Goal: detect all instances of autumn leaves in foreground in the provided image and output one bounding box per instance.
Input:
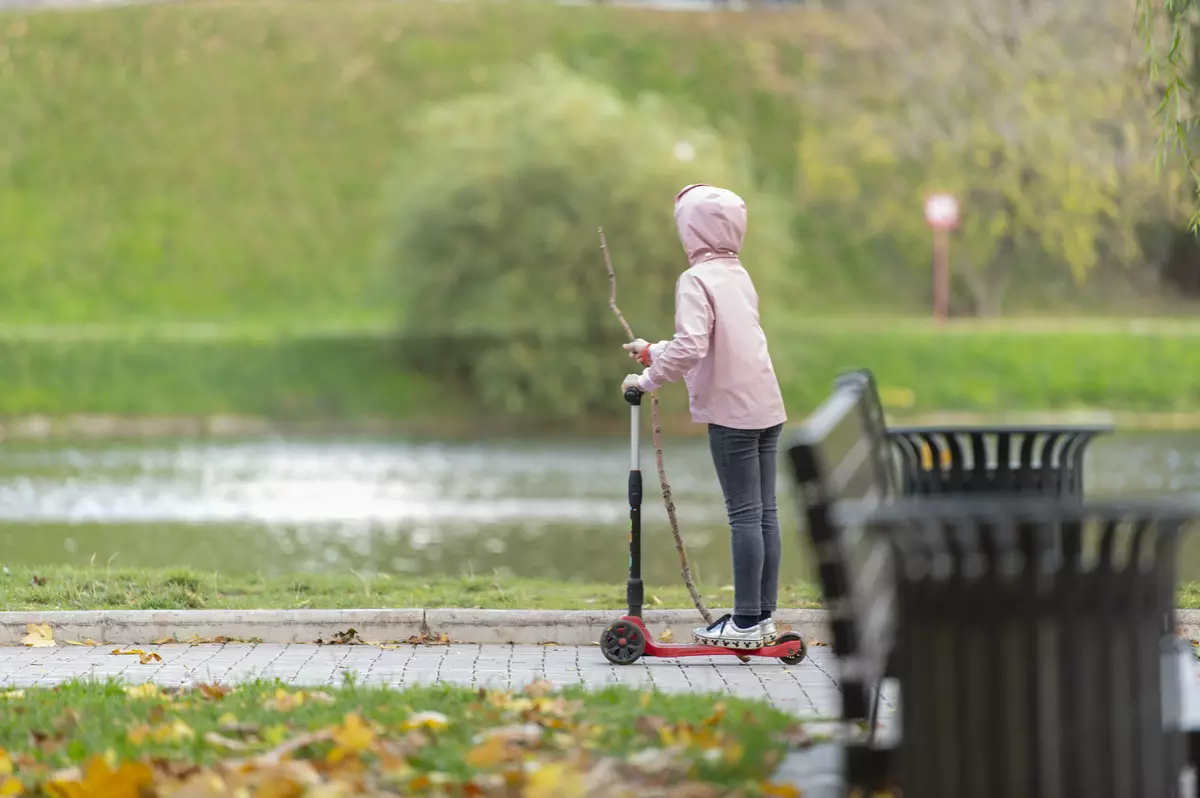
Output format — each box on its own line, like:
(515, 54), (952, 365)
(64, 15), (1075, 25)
(0, 677), (807, 797)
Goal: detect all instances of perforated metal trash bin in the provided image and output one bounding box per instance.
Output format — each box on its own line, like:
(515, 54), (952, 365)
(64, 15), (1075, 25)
(887, 425), (1112, 498)
(868, 497), (1193, 798)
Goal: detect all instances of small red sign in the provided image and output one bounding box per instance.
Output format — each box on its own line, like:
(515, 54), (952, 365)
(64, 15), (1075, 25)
(924, 194), (959, 230)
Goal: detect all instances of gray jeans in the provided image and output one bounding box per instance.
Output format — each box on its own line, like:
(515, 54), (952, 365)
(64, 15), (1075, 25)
(707, 422), (784, 617)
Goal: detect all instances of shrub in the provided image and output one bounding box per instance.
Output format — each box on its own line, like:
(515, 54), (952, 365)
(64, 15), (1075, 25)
(383, 55), (796, 419)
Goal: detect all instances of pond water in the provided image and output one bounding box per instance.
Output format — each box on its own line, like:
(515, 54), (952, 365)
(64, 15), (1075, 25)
(3, 431), (1200, 583)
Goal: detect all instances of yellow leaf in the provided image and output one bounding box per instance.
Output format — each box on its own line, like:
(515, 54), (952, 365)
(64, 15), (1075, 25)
(0, 692), (22, 701)
(0, 749), (11, 776)
(138, 651), (162, 665)
(45, 756), (153, 798)
(125, 725), (150, 747)
(523, 762), (585, 798)
(21, 624), (55, 648)
(328, 712), (376, 762)
(0, 776), (21, 797)
(265, 688), (305, 712)
(659, 629), (674, 643)
(759, 782), (802, 798)
(152, 720), (195, 744)
(465, 735), (510, 768)
(123, 684), (160, 700)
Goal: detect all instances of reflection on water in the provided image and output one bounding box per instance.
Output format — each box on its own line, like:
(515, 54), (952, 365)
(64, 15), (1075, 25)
(2, 431), (1200, 583)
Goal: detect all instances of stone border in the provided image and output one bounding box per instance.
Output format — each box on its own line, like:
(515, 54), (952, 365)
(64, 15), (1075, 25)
(2, 608), (1199, 646)
(0, 608), (830, 646)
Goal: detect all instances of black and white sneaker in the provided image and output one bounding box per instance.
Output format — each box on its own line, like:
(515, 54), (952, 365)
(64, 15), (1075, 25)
(692, 614), (765, 649)
(760, 618), (778, 643)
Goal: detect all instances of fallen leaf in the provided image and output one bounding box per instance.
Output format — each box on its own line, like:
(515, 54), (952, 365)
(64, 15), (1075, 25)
(152, 637), (176, 645)
(202, 731), (251, 751)
(759, 782), (802, 798)
(21, 623), (55, 648)
(402, 711), (449, 732)
(110, 648), (162, 664)
(45, 756), (153, 798)
(196, 683), (231, 701)
(63, 639), (100, 647)
(0, 777), (21, 798)
(635, 716), (669, 737)
(524, 762), (586, 798)
(523, 680), (554, 698)
(28, 575), (46, 587)
(0, 692), (23, 701)
(328, 712), (376, 762)
(651, 595), (663, 605)
(123, 684), (160, 700)
(659, 629), (674, 643)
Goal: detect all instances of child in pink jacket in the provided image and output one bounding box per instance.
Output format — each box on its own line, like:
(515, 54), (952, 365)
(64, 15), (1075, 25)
(621, 183), (788, 650)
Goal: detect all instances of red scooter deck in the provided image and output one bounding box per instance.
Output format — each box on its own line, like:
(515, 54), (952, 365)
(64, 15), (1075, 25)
(602, 616), (807, 665)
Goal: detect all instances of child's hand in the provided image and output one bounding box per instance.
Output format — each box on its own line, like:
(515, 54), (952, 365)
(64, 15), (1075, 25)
(623, 339), (651, 366)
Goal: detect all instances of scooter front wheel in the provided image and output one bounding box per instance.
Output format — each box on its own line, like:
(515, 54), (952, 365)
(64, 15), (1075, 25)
(775, 632), (808, 666)
(600, 620), (646, 665)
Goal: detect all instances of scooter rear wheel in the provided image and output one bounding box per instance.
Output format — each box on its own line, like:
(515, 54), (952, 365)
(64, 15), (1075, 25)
(600, 620), (646, 665)
(775, 632), (808, 666)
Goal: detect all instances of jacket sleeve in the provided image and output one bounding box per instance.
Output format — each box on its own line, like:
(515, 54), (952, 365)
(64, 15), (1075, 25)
(637, 273), (713, 393)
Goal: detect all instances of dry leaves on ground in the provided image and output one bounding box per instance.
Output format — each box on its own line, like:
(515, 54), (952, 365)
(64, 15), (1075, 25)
(0, 678), (806, 798)
(111, 649), (163, 664)
(20, 624), (55, 649)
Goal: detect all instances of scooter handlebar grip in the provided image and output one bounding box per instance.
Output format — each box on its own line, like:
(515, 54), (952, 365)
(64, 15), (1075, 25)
(624, 388), (643, 406)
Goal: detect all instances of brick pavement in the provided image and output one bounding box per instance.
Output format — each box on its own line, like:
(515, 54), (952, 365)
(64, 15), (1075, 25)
(0, 642), (894, 723)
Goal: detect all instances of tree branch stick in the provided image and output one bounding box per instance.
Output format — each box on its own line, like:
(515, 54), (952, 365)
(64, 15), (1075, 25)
(600, 228), (747, 660)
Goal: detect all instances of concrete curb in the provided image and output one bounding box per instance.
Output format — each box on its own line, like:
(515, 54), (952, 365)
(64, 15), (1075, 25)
(2, 608), (1198, 646)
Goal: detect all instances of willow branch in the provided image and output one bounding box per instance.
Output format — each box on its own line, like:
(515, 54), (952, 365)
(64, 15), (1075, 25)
(598, 228), (733, 647)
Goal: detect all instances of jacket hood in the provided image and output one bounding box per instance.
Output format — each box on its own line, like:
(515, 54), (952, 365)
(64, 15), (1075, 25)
(673, 184), (747, 265)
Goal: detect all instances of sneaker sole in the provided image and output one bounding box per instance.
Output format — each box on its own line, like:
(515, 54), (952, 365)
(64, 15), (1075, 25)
(691, 635), (765, 650)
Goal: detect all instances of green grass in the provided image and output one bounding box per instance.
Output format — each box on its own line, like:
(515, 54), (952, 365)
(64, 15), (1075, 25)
(2, 322), (1200, 425)
(0, 0), (824, 326)
(10, 565), (1200, 610)
(0, 566), (825, 612)
(0, 680), (801, 795)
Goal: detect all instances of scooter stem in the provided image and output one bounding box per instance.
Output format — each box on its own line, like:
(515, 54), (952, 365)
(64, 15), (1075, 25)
(624, 388), (644, 618)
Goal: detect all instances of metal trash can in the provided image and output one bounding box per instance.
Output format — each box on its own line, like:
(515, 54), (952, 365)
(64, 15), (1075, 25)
(887, 425), (1112, 498)
(869, 496), (1192, 798)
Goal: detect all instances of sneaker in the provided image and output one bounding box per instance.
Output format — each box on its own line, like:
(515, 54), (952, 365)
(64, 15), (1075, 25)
(760, 618), (778, 643)
(692, 614), (765, 650)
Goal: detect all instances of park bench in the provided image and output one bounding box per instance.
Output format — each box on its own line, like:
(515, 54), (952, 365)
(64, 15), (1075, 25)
(788, 370), (1200, 796)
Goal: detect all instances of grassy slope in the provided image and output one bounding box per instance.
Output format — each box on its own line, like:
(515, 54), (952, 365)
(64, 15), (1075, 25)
(0, 0), (824, 325)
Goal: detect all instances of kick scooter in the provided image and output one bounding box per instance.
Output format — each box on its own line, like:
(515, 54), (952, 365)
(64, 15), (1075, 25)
(598, 388), (807, 666)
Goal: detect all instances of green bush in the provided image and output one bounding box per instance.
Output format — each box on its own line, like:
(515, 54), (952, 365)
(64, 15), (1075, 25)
(384, 56), (796, 419)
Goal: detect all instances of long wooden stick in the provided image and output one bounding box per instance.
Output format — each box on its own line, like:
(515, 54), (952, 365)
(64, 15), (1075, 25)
(600, 228), (748, 660)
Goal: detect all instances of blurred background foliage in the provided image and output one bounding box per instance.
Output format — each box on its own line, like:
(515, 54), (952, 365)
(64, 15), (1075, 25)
(0, 0), (1198, 421)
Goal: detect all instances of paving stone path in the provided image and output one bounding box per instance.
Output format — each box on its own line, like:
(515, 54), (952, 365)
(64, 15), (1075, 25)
(0, 642), (878, 719)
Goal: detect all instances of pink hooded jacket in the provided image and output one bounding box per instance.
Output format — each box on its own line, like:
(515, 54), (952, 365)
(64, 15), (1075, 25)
(635, 184), (787, 430)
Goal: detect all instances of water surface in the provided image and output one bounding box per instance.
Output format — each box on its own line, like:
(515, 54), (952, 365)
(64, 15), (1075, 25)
(2, 431), (1200, 584)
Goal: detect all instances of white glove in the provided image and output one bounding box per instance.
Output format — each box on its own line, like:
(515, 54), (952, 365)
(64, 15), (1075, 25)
(622, 338), (650, 364)
(621, 374), (643, 395)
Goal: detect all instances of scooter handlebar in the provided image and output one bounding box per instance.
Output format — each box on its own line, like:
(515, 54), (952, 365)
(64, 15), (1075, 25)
(624, 388), (643, 406)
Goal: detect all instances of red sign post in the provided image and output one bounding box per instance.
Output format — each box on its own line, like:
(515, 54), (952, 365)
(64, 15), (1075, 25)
(924, 193), (958, 323)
